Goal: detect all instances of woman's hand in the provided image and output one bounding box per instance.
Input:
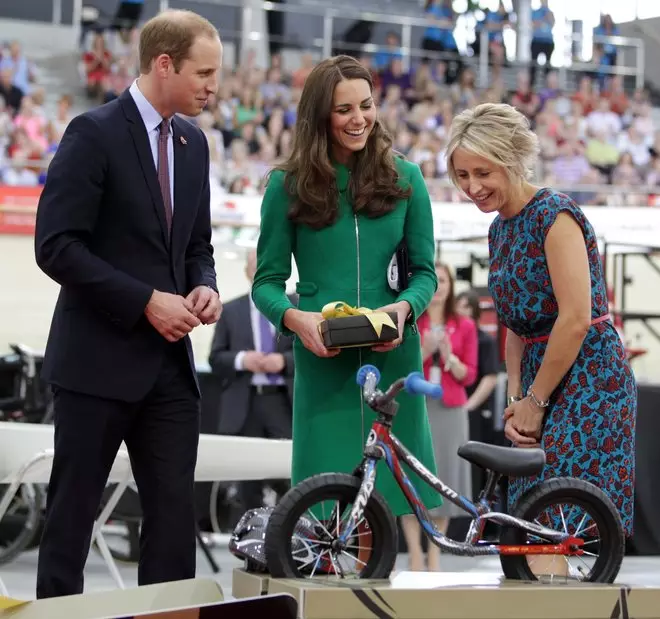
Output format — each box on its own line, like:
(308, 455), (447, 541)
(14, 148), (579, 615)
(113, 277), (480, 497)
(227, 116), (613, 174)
(283, 309), (341, 358)
(421, 328), (439, 359)
(371, 301), (411, 353)
(438, 333), (452, 363)
(503, 397), (545, 448)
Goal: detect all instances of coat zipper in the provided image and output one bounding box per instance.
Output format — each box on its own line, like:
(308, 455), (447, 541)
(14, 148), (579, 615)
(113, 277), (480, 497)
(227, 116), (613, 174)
(355, 212), (365, 443)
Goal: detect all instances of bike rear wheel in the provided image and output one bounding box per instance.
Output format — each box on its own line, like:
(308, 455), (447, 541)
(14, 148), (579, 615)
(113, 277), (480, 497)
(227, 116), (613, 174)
(265, 473), (398, 579)
(0, 483), (43, 566)
(499, 477), (625, 583)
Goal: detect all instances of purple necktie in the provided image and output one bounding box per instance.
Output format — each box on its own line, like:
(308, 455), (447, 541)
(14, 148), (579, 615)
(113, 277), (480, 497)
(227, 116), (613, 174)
(158, 118), (173, 235)
(259, 313), (278, 383)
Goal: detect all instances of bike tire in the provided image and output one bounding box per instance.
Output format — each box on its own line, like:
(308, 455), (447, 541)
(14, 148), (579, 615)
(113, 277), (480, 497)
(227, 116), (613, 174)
(265, 473), (398, 579)
(0, 483), (43, 566)
(499, 477), (625, 583)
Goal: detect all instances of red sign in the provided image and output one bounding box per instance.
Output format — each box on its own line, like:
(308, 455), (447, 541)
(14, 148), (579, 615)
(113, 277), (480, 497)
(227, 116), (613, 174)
(0, 185), (40, 235)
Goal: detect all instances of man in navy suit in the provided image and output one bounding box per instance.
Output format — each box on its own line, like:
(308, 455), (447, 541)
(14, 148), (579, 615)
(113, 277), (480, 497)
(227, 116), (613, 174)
(34, 9), (223, 598)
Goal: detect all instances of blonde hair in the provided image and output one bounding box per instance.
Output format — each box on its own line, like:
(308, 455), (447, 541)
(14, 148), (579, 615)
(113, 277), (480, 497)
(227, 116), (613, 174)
(445, 103), (540, 186)
(139, 9), (219, 73)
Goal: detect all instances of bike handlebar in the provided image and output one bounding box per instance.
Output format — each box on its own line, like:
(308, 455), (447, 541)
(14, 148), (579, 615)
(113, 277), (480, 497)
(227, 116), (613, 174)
(356, 365), (443, 412)
(403, 372), (443, 398)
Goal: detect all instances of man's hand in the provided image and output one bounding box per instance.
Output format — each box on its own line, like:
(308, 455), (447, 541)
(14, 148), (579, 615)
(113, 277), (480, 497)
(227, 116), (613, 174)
(186, 285), (222, 325)
(262, 353), (286, 374)
(145, 290), (200, 342)
(242, 351), (267, 373)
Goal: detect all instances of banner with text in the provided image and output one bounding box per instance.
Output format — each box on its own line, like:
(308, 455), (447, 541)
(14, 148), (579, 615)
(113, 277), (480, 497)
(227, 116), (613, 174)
(3, 185), (660, 253)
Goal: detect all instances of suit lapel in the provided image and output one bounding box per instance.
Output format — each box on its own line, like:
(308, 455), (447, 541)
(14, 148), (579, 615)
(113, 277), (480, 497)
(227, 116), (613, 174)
(120, 91), (170, 247)
(170, 116), (189, 260)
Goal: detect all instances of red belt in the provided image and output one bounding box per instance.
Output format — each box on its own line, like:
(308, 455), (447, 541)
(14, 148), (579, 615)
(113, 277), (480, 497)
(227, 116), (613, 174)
(520, 314), (611, 345)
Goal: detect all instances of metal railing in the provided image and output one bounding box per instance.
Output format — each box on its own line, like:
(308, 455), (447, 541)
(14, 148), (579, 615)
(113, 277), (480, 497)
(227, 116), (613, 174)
(40, 0), (645, 91)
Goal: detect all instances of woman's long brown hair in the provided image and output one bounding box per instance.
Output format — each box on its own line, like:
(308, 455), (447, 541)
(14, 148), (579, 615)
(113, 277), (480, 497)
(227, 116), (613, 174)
(269, 55), (411, 229)
(436, 261), (457, 320)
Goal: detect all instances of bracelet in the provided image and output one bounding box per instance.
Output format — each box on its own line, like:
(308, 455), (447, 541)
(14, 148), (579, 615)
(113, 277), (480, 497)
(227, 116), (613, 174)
(507, 395), (521, 407)
(527, 387), (549, 409)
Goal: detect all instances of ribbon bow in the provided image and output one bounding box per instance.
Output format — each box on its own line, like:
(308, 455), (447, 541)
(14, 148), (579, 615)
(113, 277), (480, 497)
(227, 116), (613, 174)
(321, 301), (397, 338)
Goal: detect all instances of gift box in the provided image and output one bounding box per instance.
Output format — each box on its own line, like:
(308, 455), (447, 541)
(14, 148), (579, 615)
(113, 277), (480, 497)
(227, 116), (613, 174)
(319, 311), (399, 349)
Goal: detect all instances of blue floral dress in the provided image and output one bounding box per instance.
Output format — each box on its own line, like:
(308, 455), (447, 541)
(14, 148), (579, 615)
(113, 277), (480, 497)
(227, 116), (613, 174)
(488, 188), (636, 537)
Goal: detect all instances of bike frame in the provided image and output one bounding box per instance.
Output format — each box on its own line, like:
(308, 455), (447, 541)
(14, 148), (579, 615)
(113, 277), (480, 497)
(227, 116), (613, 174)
(339, 419), (584, 557)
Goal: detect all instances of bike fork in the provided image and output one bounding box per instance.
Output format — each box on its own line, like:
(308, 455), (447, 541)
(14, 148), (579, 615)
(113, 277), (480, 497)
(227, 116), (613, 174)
(337, 458), (378, 544)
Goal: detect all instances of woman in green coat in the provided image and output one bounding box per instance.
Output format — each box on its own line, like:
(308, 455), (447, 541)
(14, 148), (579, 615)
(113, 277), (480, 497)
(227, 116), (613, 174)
(251, 55), (443, 522)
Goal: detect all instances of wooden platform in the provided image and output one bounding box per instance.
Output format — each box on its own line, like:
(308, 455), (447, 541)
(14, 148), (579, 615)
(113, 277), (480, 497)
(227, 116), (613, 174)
(232, 567), (660, 619)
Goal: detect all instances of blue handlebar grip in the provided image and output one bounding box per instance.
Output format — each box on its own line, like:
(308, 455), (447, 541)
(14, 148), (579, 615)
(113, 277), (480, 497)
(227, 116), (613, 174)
(356, 364), (381, 386)
(404, 372), (443, 399)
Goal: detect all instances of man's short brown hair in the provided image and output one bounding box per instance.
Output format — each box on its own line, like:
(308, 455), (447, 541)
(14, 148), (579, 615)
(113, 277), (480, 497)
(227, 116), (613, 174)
(139, 9), (219, 73)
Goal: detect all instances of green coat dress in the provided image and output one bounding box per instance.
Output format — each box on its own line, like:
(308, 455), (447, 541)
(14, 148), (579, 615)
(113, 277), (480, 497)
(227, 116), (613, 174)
(251, 157), (443, 516)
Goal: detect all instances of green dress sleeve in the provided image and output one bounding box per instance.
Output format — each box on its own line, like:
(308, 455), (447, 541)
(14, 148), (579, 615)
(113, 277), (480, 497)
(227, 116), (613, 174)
(251, 170), (297, 334)
(395, 162), (438, 321)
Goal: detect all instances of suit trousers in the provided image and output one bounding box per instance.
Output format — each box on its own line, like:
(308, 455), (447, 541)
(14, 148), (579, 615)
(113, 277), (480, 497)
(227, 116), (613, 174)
(239, 387), (292, 511)
(36, 340), (200, 598)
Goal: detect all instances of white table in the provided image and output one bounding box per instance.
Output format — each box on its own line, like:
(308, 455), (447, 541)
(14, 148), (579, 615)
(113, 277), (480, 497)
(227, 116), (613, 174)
(0, 422), (292, 593)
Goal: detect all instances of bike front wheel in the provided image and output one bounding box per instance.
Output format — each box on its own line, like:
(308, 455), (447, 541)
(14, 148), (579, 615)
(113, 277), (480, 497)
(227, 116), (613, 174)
(499, 477), (625, 583)
(265, 473), (398, 579)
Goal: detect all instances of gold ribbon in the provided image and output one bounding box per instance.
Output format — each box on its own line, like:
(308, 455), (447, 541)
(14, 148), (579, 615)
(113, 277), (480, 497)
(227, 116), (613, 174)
(321, 301), (397, 338)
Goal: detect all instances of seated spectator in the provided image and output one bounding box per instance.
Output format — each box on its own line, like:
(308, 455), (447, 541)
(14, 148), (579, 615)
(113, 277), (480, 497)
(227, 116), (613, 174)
(222, 138), (262, 194)
(103, 56), (135, 103)
(550, 139), (590, 186)
(562, 99), (588, 140)
(83, 32), (113, 101)
(631, 100), (655, 141)
(586, 97), (622, 142)
(568, 165), (609, 206)
(602, 75), (629, 116)
(535, 98), (562, 139)
(4, 126), (41, 186)
(234, 87), (264, 132)
(645, 156), (660, 187)
(13, 96), (48, 154)
(616, 126), (651, 169)
(259, 67), (290, 114)
(0, 68), (22, 115)
(291, 52), (314, 89)
(611, 152), (642, 186)
(380, 58), (416, 106)
(380, 84), (409, 119)
(510, 70), (541, 120)
(572, 75), (596, 116)
(450, 66), (477, 109)
(197, 110), (225, 178)
(0, 41), (35, 96)
(585, 129), (620, 177)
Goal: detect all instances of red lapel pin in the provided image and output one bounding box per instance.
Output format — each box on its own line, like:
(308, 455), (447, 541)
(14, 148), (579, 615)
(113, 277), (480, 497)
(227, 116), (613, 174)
(180, 136), (187, 145)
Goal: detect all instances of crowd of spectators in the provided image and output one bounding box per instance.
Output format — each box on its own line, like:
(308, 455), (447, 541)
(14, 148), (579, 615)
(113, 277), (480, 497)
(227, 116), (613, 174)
(199, 51), (658, 208)
(1, 17), (658, 209)
(0, 29), (138, 188)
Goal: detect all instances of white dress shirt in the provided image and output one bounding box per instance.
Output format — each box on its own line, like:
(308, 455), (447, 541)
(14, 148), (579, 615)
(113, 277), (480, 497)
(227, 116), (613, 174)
(129, 79), (175, 211)
(234, 297), (285, 386)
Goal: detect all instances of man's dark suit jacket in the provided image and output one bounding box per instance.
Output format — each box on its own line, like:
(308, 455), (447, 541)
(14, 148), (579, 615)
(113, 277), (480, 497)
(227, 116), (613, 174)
(35, 89), (217, 402)
(208, 293), (295, 435)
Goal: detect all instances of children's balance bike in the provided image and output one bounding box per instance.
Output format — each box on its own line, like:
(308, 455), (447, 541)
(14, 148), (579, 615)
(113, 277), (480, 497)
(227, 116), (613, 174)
(264, 365), (625, 582)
